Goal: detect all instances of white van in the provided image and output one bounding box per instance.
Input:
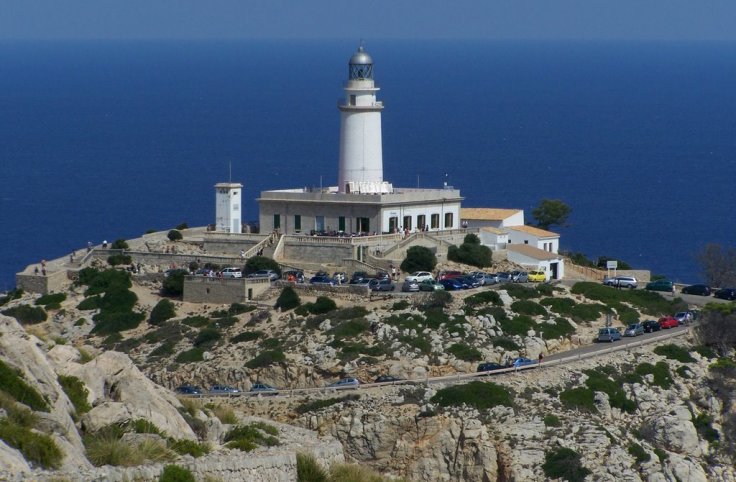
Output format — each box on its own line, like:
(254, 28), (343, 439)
(220, 267), (243, 278)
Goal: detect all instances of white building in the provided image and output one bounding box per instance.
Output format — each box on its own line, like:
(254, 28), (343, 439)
(215, 182), (243, 233)
(507, 244), (565, 280)
(478, 227), (509, 250)
(460, 208), (525, 229)
(506, 225), (560, 253)
(258, 45), (462, 234)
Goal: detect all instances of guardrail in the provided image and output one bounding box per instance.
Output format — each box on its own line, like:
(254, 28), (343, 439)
(178, 327), (692, 400)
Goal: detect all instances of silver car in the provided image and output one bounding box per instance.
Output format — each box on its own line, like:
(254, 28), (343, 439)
(623, 323), (644, 337)
(603, 276), (638, 289)
(401, 280), (420, 292)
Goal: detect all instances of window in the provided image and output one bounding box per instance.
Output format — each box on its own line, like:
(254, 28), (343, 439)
(417, 215), (426, 230)
(350, 94), (356, 106)
(431, 214), (439, 229)
(338, 216), (345, 232)
(273, 214), (280, 230)
(444, 213), (454, 229)
(294, 215), (301, 231)
(403, 216), (412, 231)
(315, 216), (325, 232)
(524, 240), (529, 245)
(357, 217), (370, 233)
(388, 216), (398, 233)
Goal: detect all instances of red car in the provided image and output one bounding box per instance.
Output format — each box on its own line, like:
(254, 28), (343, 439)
(438, 270), (463, 280)
(658, 316), (679, 329)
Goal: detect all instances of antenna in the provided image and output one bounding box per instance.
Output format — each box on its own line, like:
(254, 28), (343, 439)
(417, 174), (419, 188)
(229, 161), (232, 182)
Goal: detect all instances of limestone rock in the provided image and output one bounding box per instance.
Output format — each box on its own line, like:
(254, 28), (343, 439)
(651, 406), (701, 456)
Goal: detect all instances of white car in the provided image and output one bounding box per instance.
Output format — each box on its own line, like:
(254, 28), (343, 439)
(404, 271), (434, 283)
(219, 267), (243, 278)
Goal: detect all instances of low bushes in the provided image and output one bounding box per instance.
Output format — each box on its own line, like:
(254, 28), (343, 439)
(448, 343), (482, 362)
(630, 362), (674, 389)
(499, 315), (535, 337)
(90, 311), (145, 336)
(510, 300), (547, 316)
(162, 269), (188, 296)
(245, 350), (285, 369)
(328, 319), (370, 339)
(296, 394), (360, 415)
(296, 296), (337, 316)
(654, 344), (695, 363)
(431, 381), (513, 410)
(160, 465), (195, 482)
(167, 230), (182, 241)
(224, 422), (279, 452)
(35, 293), (66, 309)
(149, 299), (177, 325)
(491, 336), (520, 351)
(107, 254), (132, 266)
(181, 315), (209, 328)
(0, 419), (62, 469)
(58, 375), (91, 417)
(231, 331), (263, 343)
(628, 442), (651, 464)
(2, 304), (48, 325)
(464, 291), (502, 307)
(275, 286), (301, 311)
(571, 281), (687, 317)
(560, 387), (596, 412)
(175, 348), (204, 363)
(542, 448), (591, 482)
(193, 328), (221, 347)
(561, 367), (637, 413)
(447, 237), (492, 268)
(0, 360), (49, 412)
(168, 439), (210, 458)
(543, 414), (561, 427)
(540, 318), (576, 339)
(297, 453), (329, 482)
(501, 284), (538, 300)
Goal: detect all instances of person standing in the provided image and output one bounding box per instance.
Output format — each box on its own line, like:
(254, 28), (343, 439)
(538, 352), (544, 366)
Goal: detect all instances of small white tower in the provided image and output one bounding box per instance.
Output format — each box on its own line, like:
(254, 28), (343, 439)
(214, 182), (243, 233)
(337, 45), (392, 194)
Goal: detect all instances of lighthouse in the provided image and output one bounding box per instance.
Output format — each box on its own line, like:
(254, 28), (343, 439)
(337, 45), (392, 194)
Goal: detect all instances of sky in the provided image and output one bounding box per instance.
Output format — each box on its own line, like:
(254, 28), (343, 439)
(3, 0), (735, 41)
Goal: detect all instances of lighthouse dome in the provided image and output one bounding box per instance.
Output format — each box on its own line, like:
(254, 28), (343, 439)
(349, 46), (373, 65)
(348, 45), (374, 80)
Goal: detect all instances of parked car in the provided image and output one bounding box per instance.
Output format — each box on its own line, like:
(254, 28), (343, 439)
(597, 327), (622, 342)
(248, 269), (279, 280)
(332, 272), (347, 284)
(375, 271), (391, 281)
(681, 284), (711, 296)
(642, 319), (661, 333)
(459, 276), (481, 289)
(349, 271), (370, 284)
(209, 384), (241, 395)
(623, 323), (644, 337)
(328, 377), (360, 389)
(374, 375), (404, 383)
(419, 279), (445, 291)
(249, 383), (279, 394)
(401, 280), (420, 292)
(283, 270), (305, 283)
(511, 271), (529, 283)
(641, 320), (662, 333)
(438, 270), (463, 280)
(175, 385), (203, 395)
(528, 271), (547, 282)
(477, 362), (508, 374)
(658, 316), (679, 329)
(309, 275), (335, 286)
(220, 267), (243, 278)
(603, 276), (638, 289)
(369, 278), (395, 292)
(714, 288), (736, 300)
(482, 273), (500, 285)
(439, 278), (464, 291)
(645, 279), (674, 292)
(496, 272), (513, 283)
(673, 312), (693, 324)
(404, 271), (434, 283)
(511, 357), (537, 368)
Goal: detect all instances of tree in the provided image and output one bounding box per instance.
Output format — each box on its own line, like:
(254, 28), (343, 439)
(400, 246), (437, 273)
(532, 199), (571, 230)
(696, 303), (736, 356)
(111, 239), (129, 250)
(167, 229), (183, 241)
(464, 233), (480, 245)
(162, 269), (188, 296)
(448, 242), (492, 268)
(697, 243), (736, 288)
(244, 256), (281, 276)
(275, 286), (300, 311)
(149, 299), (176, 325)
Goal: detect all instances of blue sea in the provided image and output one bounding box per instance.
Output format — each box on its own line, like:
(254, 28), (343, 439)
(1, 39), (735, 290)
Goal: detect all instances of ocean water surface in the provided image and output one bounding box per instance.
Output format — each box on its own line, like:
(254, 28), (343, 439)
(1, 39), (735, 290)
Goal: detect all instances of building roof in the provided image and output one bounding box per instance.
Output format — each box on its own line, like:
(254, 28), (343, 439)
(507, 224), (559, 238)
(460, 208), (522, 221)
(480, 226), (508, 235)
(507, 244), (561, 261)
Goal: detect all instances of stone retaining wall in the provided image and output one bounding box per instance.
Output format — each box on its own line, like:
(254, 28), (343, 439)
(183, 277), (271, 304)
(15, 270), (71, 295)
(283, 241), (354, 264)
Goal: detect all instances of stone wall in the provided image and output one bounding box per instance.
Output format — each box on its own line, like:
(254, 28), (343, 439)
(183, 277), (271, 304)
(203, 236), (266, 255)
(283, 241), (354, 264)
(90, 250), (244, 270)
(15, 270), (71, 295)
(273, 281), (370, 300)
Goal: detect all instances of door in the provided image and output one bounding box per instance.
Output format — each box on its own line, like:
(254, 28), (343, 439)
(338, 216), (345, 232)
(550, 262), (558, 280)
(315, 216), (325, 232)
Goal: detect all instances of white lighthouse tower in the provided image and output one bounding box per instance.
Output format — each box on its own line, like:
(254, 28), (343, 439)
(214, 182), (243, 233)
(337, 45), (393, 194)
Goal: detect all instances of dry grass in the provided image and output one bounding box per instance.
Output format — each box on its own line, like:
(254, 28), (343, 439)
(25, 324), (49, 341)
(85, 434), (175, 467)
(329, 463), (412, 482)
(179, 397), (205, 417)
(211, 405), (238, 424)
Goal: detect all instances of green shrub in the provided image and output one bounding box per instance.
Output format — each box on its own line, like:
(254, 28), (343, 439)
(448, 242), (492, 268)
(540, 297), (576, 314)
(654, 344), (695, 363)
(260, 338), (280, 349)
(535, 283), (554, 296)
(90, 311), (145, 335)
(676, 365), (691, 378)
(193, 328), (221, 347)
(110, 239), (129, 250)
(0, 360), (49, 412)
(423, 307), (449, 328)
(149, 342), (175, 358)
(310, 296), (337, 315)
(78, 268), (131, 294)
(400, 246), (437, 273)
(77, 296), (100, 311)
(35, 293), (66, 306)
(693, 345), (717, 359)
(477, 306), (508, 321)
(295, 394), (360, 414)
(297, 453), (329, 482)
(159, 464), (195, 482)
(634, 362), (673, 389)
(107, 254), (132, 266)
(391, 300), (411, 311)
(653, 447), (669, 462)
(499, 315), (535, 337)
(162, 269), (187, 296)
(167, 230), (183, 241)
(0, 289), (23, 307)
(58, 375), (91, 416)
(245, 350), (285, 369)
(224, 423), (279, 452)
(502, 283), (538, 300)
(570, 303), (607, 322)
(149, 299), (177, 325)
(448, 343), (482, 362)
(540, 318), (576, 339)
(628, 442), (651, 464)
(228, 303), (256, 315)
(542, 448), (591, 482)
(244, 256), (281, 276)
(175, 348), (204, 363)
(543, 414), (561, 427)
(181, 315), (209, 327)
(431, 381), (513, 410)
(231, 331), (263, 343)
(98, 285), (138, 313)
(511, 300), (547, 316)
(464, 291), (502, 307)
(560, 387), (596, 412)
(422, 290), (452, 309)
(2, 305), (47, 325)
(275, 286), (300, 311)
(74, 317), (87, 326)
(571, 281), (686, 316)
(584, 369), (636, 412)
(329, 319), (370, 339)
(693, 412), (720, 443)
(491, 336), (520, 351)
(0, 393), (38, 428)
(400, 335), (432, 354)
(0, 419), (62, 469)
(168, 439), (210, 458)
